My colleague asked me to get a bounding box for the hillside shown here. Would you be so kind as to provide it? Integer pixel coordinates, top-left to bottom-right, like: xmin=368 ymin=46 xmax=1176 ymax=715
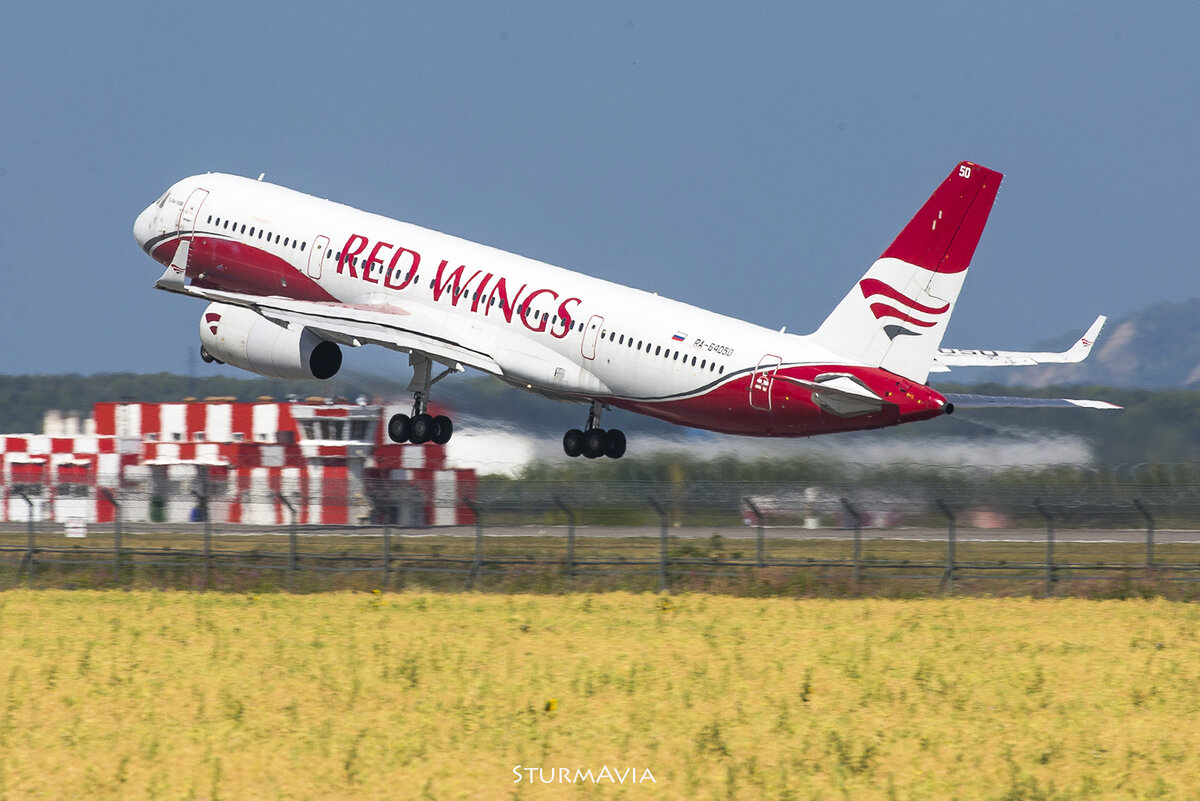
xmin=990 ymin=298 xmax=1200 ymax=389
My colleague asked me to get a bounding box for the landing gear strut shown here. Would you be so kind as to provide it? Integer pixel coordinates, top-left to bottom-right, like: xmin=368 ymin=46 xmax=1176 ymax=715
xmin=563 ymin=401 xmax=626 ymax=459
xmin=387 ymin=354 xmax=457 ymax=445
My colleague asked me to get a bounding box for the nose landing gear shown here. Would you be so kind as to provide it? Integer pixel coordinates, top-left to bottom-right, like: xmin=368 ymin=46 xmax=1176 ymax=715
xmin=563 ymin=402 xmax=626 ymax=459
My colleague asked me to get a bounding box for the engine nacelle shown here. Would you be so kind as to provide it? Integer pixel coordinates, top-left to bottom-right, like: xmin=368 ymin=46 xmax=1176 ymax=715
xmin=199 ymin=303 xmax=342 ymax=380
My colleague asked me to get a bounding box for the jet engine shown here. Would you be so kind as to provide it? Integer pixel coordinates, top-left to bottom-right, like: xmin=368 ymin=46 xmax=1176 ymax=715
xmin=198 ymin=302 xmax=342 ymax=380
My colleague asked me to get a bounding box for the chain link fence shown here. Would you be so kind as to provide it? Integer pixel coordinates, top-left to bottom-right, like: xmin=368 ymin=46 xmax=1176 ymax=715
xmin=3 ymin=476 xmax=1200 ymax=595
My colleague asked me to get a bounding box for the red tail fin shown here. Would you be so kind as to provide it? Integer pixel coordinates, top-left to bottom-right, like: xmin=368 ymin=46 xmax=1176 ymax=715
xmin=880 ymin=161 xmax=1002 ymax=274
xmin=811 ymin=161 xmax=1003 ymax=383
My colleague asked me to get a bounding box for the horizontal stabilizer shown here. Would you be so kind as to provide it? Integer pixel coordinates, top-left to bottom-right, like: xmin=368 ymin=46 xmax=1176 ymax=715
xmin=944 ymin=393 xmax=1121 ymax=411
xmin=775 ymin=373 xmax=888 ymax=418
xmin=933 ymin=316 xmax=1106 ymax=372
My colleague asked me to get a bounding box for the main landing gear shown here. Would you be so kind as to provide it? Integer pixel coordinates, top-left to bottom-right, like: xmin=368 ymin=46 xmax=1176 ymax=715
xmin=563 ymin=401 xmax=626 ymax=459
xmin=387 ymin=354 xmax=456 ymax=445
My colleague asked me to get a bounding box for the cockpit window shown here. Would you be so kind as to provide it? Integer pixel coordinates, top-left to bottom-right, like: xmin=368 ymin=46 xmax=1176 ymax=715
xmin=154 ymin=191 xmax=169 ymax=209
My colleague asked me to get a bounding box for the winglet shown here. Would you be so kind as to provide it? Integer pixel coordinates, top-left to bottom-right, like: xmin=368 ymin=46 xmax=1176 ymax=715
xmin=154 ymin=240 xmax=189 ymax=293
xmin=1063 ymin=315 xmax=1106 ymax=363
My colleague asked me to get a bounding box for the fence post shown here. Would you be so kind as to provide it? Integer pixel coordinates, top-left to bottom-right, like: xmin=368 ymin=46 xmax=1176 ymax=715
xmin=1133 ymin=499 xmax=1154 ymax=572
xmin=100 ymin=489 xmax=122 ymax=583
xmin=383 ymin=519 xmax=392 ymax=590
xmin=192 ymin=466 xmax=212 ymax=588
xmin=1034 ymin=499 xmax=1055 ymax=596
xmin=935 ymin=499 xmax=956 ymax=592
xmin=648 ymin=497 xmax=668 ymax=593
xmin=743 ymin=497 xmax=765 ymax=568
xmin=17 ymin=490 xmax=35 ymax=583
xmin=276 ymin=493 xmax=297 ymax=592
xmin=840 ymin=498 xmax=862 ymax=593
xmin=554 ymin=497 xmax=576 ymax=583
xmin=465 ymin=499 xmax=483 ymax=590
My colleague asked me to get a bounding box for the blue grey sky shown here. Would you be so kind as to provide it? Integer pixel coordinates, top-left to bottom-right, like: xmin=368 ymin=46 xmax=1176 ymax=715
xmin=2 ymin=2 xmax=1196 ymax=377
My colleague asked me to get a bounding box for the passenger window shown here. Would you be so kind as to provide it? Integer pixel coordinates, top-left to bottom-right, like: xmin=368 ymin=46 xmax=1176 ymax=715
xmin=300 ymin=242 xmax=306 ymax=251
xmin=240 ymin=224 xmax=246 ymax=234
xmin=249 ymin=227 xmax=255 ymax=236
xmin=655 ymin=346 xmax=661 ymax=356
xmin=207 ymin=215 xmax=213 ymax=224
xmin=691 ymin=356 xmax=697 ymax=366
xmin=283 ymin=237 xmax=289 ymax=247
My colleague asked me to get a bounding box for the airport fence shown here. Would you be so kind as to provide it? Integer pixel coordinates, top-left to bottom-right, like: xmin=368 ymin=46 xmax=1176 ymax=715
xmin=3 ymin=476 xmax=1200 ymax=596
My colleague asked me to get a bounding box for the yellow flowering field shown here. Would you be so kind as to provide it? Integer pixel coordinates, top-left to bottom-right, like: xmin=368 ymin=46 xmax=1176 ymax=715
xmin=1 ymin=591 xmax=1198 ymax=800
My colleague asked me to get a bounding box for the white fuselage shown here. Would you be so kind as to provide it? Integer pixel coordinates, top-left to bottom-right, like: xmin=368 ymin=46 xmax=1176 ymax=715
xmin=136 ymin=173 xmax=948 ymax=437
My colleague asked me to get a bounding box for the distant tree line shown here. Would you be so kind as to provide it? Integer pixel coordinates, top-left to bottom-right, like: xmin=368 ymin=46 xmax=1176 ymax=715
xmin=2 ymin=373 xmax=1199 ymax=468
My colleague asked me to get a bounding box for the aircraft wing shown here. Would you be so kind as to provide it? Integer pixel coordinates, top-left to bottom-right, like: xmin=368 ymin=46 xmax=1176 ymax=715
xmin=176 ymin=285 xmax=504 ymax=377
xmin=930 ymin=316 xmax=1106 ymax=373
xmin=944 ymin=393 xmax=1121 ymax=411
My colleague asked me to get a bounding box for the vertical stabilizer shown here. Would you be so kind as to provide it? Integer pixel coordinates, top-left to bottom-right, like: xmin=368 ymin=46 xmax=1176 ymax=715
xmin=811 ymin=161 xmax=1002 ymax=383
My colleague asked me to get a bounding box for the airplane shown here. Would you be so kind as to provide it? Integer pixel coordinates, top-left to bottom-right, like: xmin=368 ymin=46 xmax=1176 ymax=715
xmin=133 ymin=160 xmax=1118 ymax=460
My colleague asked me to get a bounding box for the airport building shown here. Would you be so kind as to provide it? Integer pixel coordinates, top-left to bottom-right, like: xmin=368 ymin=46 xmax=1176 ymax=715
xmin=0 ymin=398 xmax=476 ymax=527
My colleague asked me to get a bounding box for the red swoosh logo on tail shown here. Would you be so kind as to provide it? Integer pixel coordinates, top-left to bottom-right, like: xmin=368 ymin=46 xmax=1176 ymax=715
xmin=859 ymin=279 xmax=949 ymax=328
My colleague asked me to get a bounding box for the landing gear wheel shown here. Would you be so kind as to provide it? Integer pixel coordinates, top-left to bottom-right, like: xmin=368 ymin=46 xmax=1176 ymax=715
xmin=388 ymin=413 xmax=412 ymax=443
xmin=563 ymin=428 xmax=584 ymax=457
xmin=583 ymin=428 xmax=608 ymax=459
xmin=431 ymin=415 xmax=453 ymax=445
xmin=409 ymin=413 xmax=435 ymax=444
xmin=605 ymin=428 xmax=627 ymax=459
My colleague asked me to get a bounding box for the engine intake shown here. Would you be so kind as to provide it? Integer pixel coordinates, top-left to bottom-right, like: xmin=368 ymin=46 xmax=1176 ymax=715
xmin=199 ymin=303 xmax=341 ymax=380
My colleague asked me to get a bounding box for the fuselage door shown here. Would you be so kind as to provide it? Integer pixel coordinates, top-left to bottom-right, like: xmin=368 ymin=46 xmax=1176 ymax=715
xmin=749 ymin=354 xmax=783 ymax=411
xmin=307 ymin=235 xmax=330 ymax=279
xmin=177 ymin=188 xmax=209 ymax=235
xmin=581 ymin=315 xmax=604 ymax=360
